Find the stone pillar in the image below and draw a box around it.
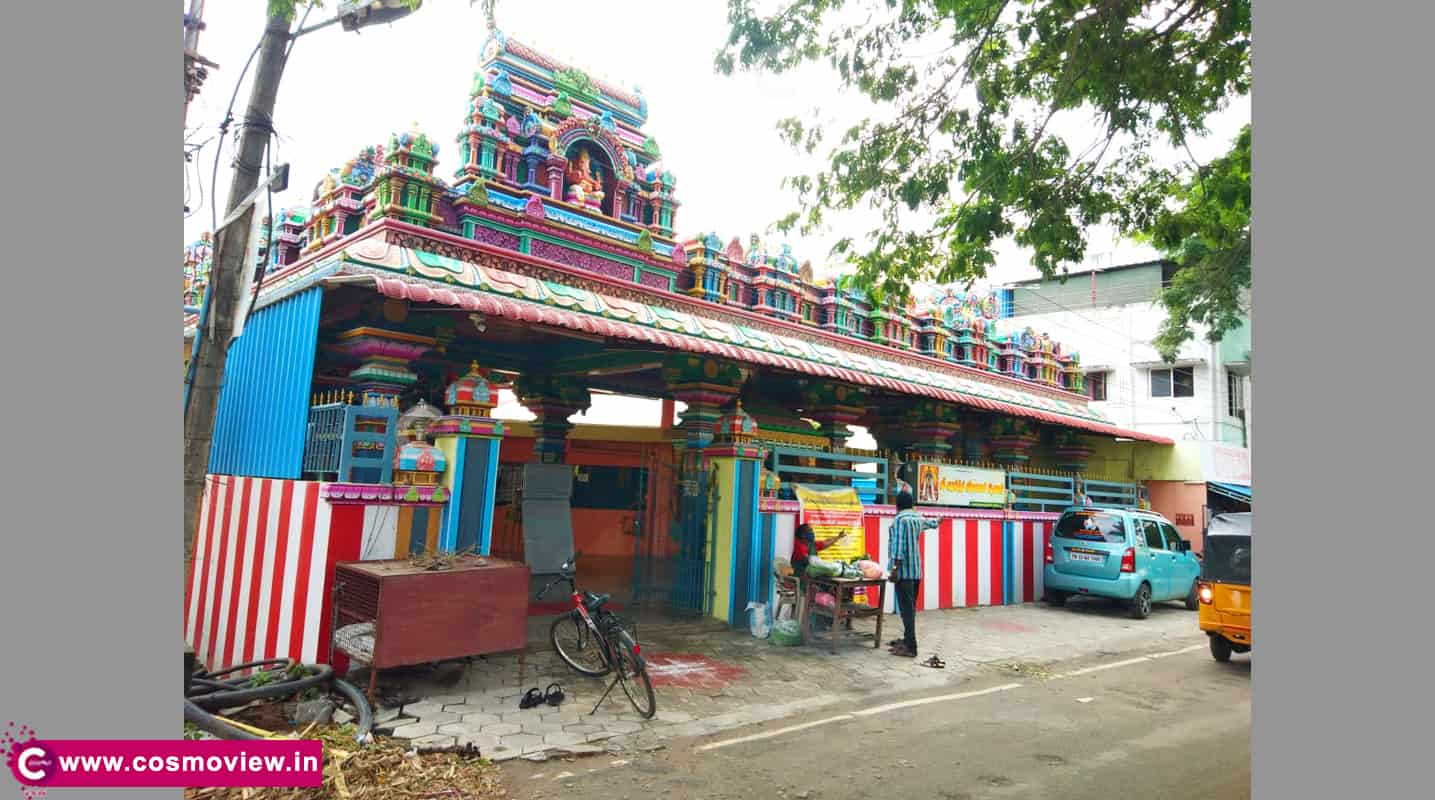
[905,401,960,464]
[866,404,914,499]
[958,415,988,463]
[431,362,506,554]
[988,416,1040,467]
[663,356,743,452]
[546,159,565,200]
[804,382,865,451]
[334,327,435,409]
[515,373,591,464]
[1049,428,1094,474]
[612,184,627,221]
[704,404,765,626]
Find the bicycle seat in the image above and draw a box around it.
[583,591,611,609]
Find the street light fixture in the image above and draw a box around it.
[184,0,426,642]
[293,0,424,38]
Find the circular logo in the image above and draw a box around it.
[11,741,56,786]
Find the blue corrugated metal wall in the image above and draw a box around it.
[208,287,323,478]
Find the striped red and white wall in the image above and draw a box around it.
[184,475,435,673]
[763,505,1057,614]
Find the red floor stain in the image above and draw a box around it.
[980,621,1036,633]
[644,653,747,689]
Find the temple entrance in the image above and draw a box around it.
[631,447,713,618]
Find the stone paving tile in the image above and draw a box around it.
[455,733,500,751]
[487,745,522,763]
[520,720,566,737]
[402,702,448,718]
[384,602,1199,759]
[441,703,484,714]
[389,721,437,739]
[504,733,543,752]
[409,734,456,749]
[435,722,477,737]
[542,731,586,747]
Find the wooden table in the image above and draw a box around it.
[799,575,887,653]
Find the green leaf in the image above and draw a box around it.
[716,0,1250,352]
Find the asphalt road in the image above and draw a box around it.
[505,644,1250,800]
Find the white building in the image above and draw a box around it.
[1002,260,1252,447]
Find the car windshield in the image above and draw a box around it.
[1054,511,1126,544]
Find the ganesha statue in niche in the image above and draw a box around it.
[564,145,605,211]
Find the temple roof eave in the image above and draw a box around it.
[253,223,1166,445]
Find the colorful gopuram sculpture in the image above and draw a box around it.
[195,28,1089,397]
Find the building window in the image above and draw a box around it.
[1087,371,1109,401]
[1150,366,1195,398]
[1227,370,1246,416]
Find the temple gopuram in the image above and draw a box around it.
[183,30,1172,655]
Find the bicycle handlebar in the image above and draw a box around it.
[535,552,583,599]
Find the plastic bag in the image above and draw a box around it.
[745,602,771,639]
[857,560,884,580]
[814,592,836,609]
[770,619,802,646]
[806,556,840,578]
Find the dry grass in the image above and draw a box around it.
[184,726,507,800]
[408,552,488,572]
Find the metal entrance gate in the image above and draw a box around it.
[632,446,714,617]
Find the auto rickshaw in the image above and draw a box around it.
[1197,512,1251,662]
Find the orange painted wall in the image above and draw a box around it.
[493,435,654,589]
[1147,480,1209,554]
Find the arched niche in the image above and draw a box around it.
[562,139,618,217]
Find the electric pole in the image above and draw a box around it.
[182,8,293,601]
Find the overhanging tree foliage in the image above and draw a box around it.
[1146,123,1249,361]
[717,0,1251,359]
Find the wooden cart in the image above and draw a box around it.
[330,556,530,703]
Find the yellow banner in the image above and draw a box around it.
[792,484,866,562]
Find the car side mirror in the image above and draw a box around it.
[1177,540,1192,553]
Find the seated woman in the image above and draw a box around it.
[792,523,847,631]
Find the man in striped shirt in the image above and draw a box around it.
[887,489,924,657]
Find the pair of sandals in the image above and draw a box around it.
[885,640,946,668]
[519,683,565,709]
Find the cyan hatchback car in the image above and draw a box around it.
[1042,507,1201,619]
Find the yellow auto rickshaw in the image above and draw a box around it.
[1197,512,1251,662]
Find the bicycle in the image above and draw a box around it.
[536,551,656,719]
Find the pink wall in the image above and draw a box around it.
[1147,480,1208,554]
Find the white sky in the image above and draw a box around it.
[183,0,1249,432]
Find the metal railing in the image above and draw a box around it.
[769,444,891,499]
[1008,471,1076,513]
[302,403,398,484]
[302,403,346,479]
[1084,479,1140,509]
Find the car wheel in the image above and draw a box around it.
[1044,590,1068,607]
[1129,583,1152,619]
[1184,583,1200,611]
[1210,635,1233,663]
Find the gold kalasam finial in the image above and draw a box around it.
[470,360,480,373]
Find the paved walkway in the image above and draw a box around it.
[369,597,1202,762]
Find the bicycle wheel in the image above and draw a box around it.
[612,629,656,719]
[550,611,609,677]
